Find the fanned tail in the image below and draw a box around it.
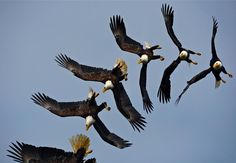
[215,79,226,88]
[69,134,92,156]
[113,58,128,81]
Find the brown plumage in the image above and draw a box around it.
[7,134,95,163]
[110,15,164,113]
[31,89,131,149]
[175,17,233,104]
[55,54,146,132]
[158,4,201,103]
[7,142,93,163]
[55,54,127,86]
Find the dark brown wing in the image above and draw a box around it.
[158,59,181,103]
[93,116,132,149]
[211,17,219,60]
[31,93,87,117]
[161,4,182,50]
[175,67,212,104]
[55,54,112,83]
[110,15,143,56]
[7,141,70,163]
[139,64,153,113]
[112,82,146,132]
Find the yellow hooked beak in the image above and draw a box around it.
[137,59,142,64]
[85,124,92,131]
[102,87,109,93]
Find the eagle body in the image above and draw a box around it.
[175,17,233,104]
[55,54,146,132]
[31,90,131,149]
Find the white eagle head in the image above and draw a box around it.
[213,61,223,70]
[179,50,188,59]
[137,54,149,64]
[102,80,114,93]
[85,115,95,131]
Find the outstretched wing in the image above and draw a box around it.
[31,93,86,117]
[7,141,68,162]
[158,59,181,103]
[175,67,212,104]
[139,64,153,113]
[55,54,111,83]
[211,17,219,60]
[161,4,182,50]
[112,82,146,132]
[110,15,143,55]
[93,116,132,149]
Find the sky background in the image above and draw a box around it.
[1,1,236,163]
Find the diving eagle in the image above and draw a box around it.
[157,4,202,103]
[7,134,96,163]
[175,17,233,104]
[31,88,131,149]
[55,54,146,132]
[110,15,165,113]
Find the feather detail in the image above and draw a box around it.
[114,58,128,80]
[69,134,92,156]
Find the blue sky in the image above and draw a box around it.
[1,1,236,163]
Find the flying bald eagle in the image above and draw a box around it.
[31,88,131,149]
[7,134,96,163]
[175,17,233,104]
[55,54,146,132]
[157,4,202,103]
[110,15,165,113]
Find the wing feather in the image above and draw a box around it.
[161,4,182,49]
[211,17,219,59]
[7,142,91,162]
[55,54,111,83]
[112,82,146,132]
[93,116,132,149]
[175,67,212,104]
[31,93,86,117]
[110,15,143,55]
[158,59,181,103]
[139,64,153,113]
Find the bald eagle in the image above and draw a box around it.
[110,15,165,113]
[55,54,146,132]
[7,134,96,163]
[175,17,233,104]
[31,88,131,149]
[157,4,202,103]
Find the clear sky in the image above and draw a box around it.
[1,1,236,163]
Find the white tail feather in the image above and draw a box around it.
[69,134,92,155]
